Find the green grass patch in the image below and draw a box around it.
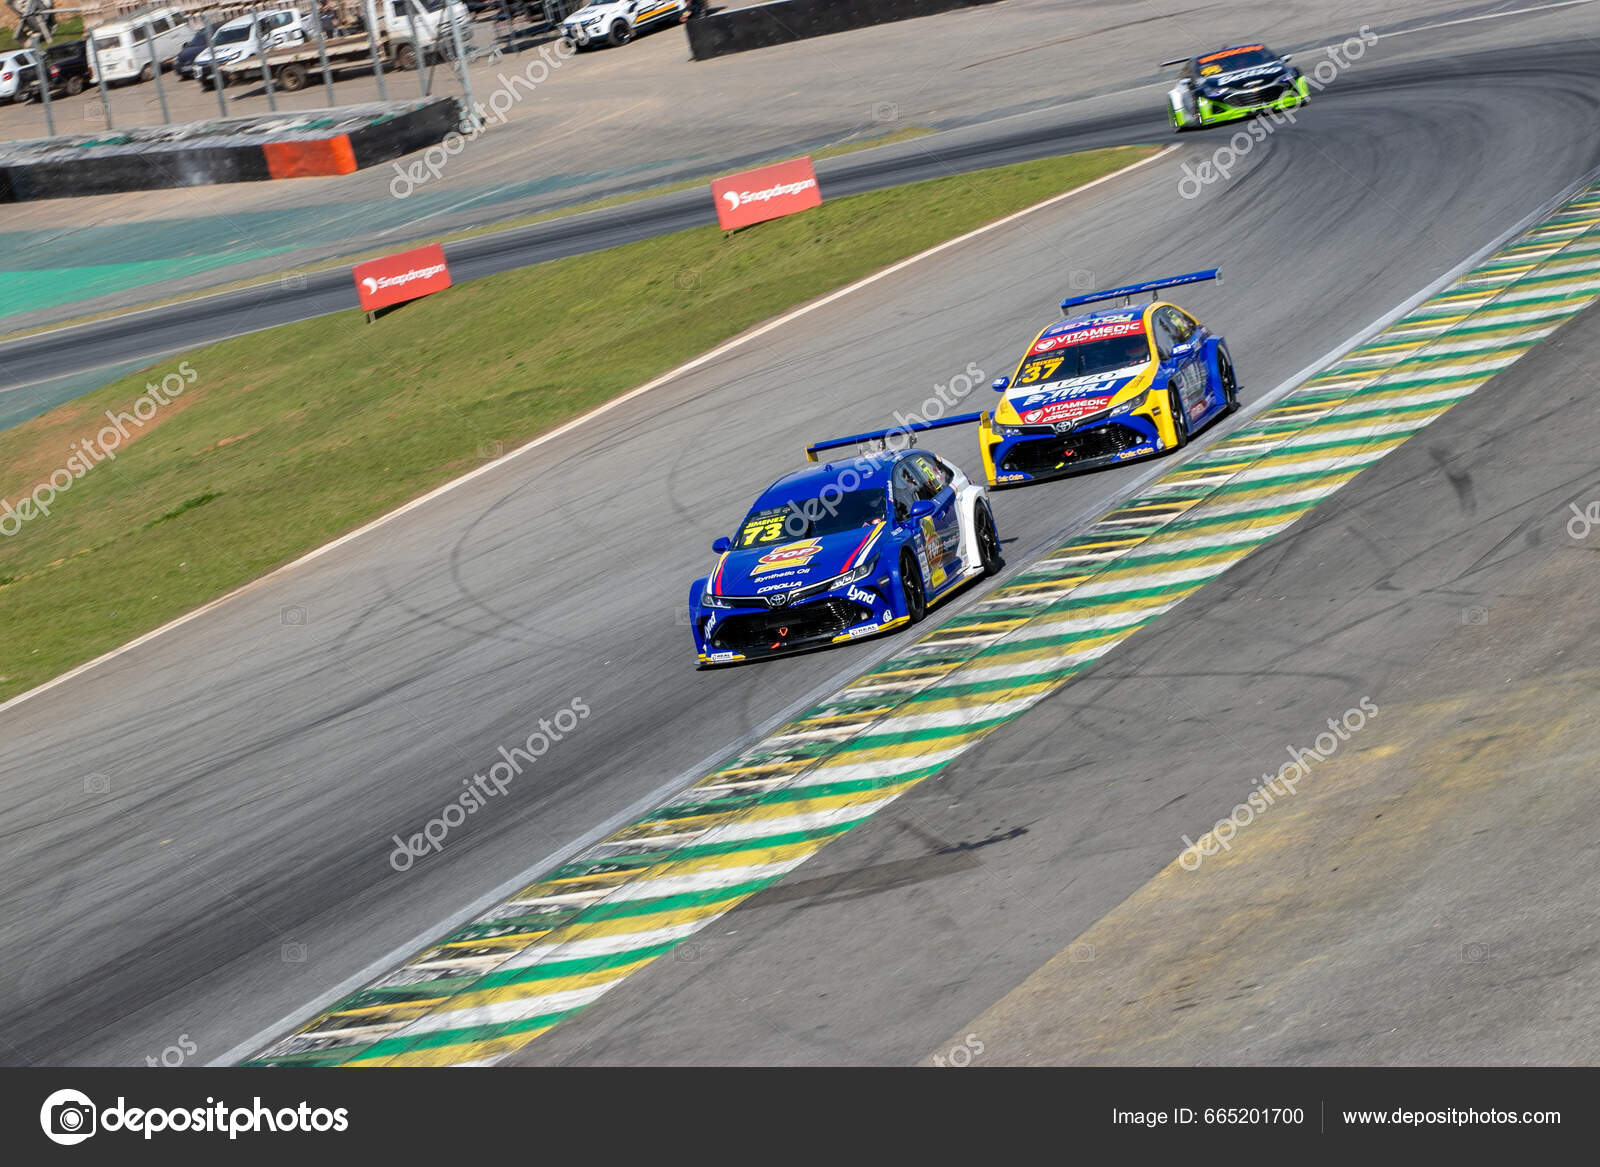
[0,16,83,52]
[0,125,937,344]
[0,144,1154,699]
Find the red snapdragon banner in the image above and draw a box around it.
[711,157,822,230]
[353,243,452,312]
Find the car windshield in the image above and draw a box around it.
[1194,45,1278,75]
[213,25,252,44]
[736,487,886,547]
[1015,328,1150,383]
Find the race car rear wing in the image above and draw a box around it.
[1060,267,1221,313]
[805,410,987,462]
[1160,56,1190,67]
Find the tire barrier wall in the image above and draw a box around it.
[685,0,1007,60]
[0,97,461,202]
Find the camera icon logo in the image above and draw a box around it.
[40,1088,96,1145]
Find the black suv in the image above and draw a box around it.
[174,30,209,81]
[22,39,90,98]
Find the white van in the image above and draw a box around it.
[188,10,310,83]
[88,6,193,84]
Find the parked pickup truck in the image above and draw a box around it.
[214,0,472,91]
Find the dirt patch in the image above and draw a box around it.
[0,367,208,499]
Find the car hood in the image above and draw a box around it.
[996,363,1153,427]
[711,524,885,597]
[1203,62,1288,89]
[566,4,624,21]
[197,44,255,61]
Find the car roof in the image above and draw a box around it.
[1039,303,1154,337]
[95,9,186,32]
[752,452,906,507]
[1196,43,1274,62]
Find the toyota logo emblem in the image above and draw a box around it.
[766,592,791,608]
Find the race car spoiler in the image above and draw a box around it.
[1160,56,1190,66]
[805,410,987,462]
[1060,267,1221,313]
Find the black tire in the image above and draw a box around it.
[900,550,927,625]
[609,19,632,45]
[975,503,1002,576]
[65,74,85,96]
[393,44,418,70]
[1219,350,1240,414]
[1167,387,1190,451]
[138,62,153,83]
[277,63,307,92]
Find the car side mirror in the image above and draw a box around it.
[711,536,731,553]
[909,499,937,520]
[991,376,1009,392]
[1281,53,1293,62]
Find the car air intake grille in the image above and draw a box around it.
[710,598,872,653]
[999,424,1147,473]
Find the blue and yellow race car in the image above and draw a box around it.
[976,269,1240,486]
[689,447,1001,665]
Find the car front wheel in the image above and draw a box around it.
[609,20,632,45]
[1167,388,1190,450]
[900,551,927,624]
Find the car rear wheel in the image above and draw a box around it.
[138,63,153,83]
[393,44,418,70]
[1219,351,1240,414]
[975,503,1002,576]
[609,20,632,45]
[66,75,85,95]
[277,63,307,91]
[900,550,927,624]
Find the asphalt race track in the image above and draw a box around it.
[3,18,1600,1066]
[1,31,1580,388]
[0,105,1159,388]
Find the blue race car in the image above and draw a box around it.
[689,447,1002,665]
[978,269,1240,486]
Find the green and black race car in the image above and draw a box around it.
[1165,44,1311,131]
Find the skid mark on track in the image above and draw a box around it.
[246,178,1600,1067]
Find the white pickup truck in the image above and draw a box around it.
[560,0,685,48]
[213,0,472,90]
